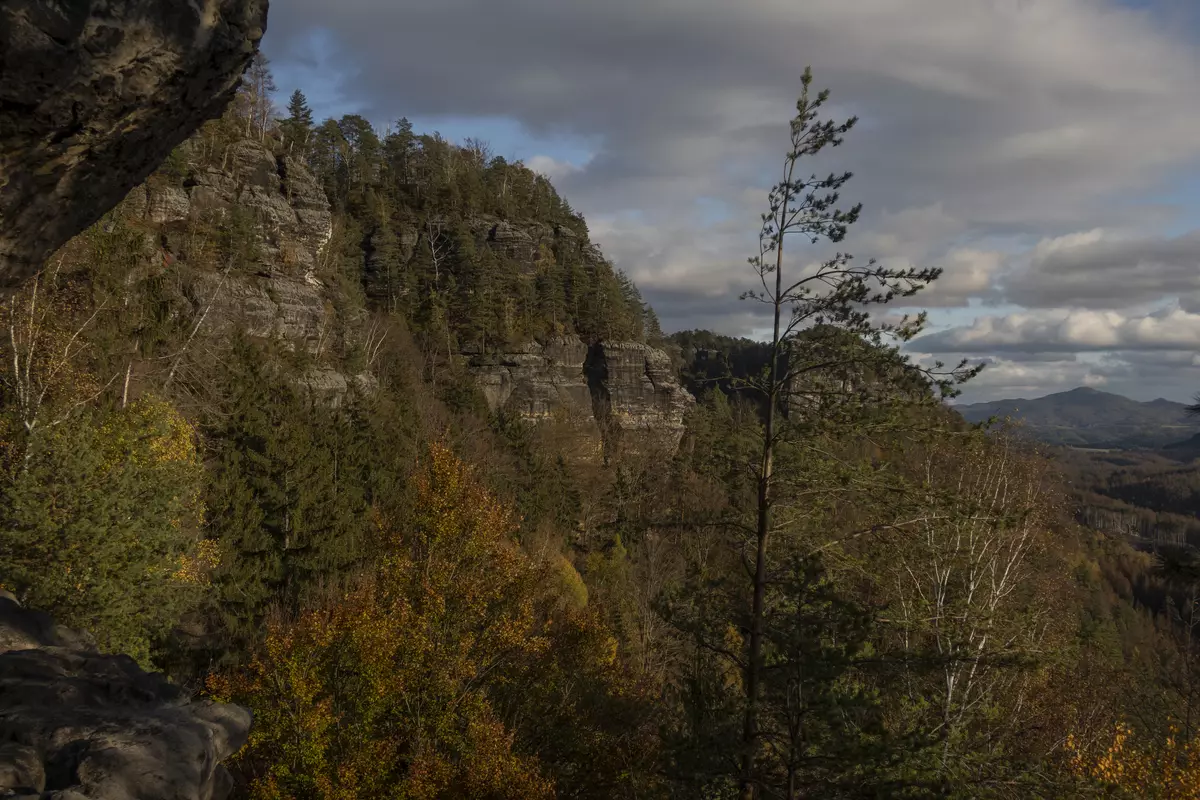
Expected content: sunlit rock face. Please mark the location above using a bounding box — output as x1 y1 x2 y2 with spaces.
468 337 694 463
585 340 694 452
0 0 269 288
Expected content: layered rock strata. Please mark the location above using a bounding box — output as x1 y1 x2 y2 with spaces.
119 138 339 352
467 337 694 461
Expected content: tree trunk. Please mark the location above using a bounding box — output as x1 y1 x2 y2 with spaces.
739 190 788 800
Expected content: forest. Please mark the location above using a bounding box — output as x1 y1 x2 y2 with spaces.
4 55 1200 799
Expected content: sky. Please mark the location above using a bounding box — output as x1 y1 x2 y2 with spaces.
262 0 1200 404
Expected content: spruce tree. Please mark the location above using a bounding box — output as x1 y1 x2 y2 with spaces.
365 220 409 315
0 397 210 665
280 89 314 154
205 343 370 644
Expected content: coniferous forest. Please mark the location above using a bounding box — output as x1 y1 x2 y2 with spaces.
5 55 1200 799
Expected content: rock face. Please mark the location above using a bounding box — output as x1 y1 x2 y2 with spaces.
0 0 269 289
0 593 250 799
176 140 332 274
120 138 339 351
129 138 334 277
587 341 695 448
470 336 594 422
468 337 694 461
114 136 371 402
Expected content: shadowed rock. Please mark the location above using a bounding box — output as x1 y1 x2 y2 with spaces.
0 0 269 288
0 595 250 799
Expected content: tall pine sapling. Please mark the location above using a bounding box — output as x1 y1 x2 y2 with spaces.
735 67 975 799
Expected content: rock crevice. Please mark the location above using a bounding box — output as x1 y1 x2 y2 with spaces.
469 337 694 461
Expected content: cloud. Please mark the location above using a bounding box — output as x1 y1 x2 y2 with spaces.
999 227 1200 309
910 351 1106 402
268 0 1200 224
914 306 1200 355
264 0 1200 399
525 155 583 183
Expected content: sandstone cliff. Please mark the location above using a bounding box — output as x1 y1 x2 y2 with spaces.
586 340 694 451
0 593 249 799
0 0 269 288
128 144 694 451
466 335 694 461
120 137 340 352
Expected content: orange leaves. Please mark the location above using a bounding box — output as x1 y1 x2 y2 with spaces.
1067 720 1200 799
215 442 556 799
211 440 662 797
455 714 555 798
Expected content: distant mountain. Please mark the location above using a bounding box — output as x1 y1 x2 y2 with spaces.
955 387 1200 449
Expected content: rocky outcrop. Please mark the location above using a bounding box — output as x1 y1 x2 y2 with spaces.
0 0 269 288
118 138 339 351
129 138 333 277
0 593 249 799
466 337 604 460
191 269 329 346
587 341 694 450
468 337 694 461
469 337 594 422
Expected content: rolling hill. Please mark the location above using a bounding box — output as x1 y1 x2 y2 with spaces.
954 387 1200 449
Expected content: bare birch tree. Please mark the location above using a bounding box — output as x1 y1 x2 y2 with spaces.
883 430 1061 773
0 270 115 471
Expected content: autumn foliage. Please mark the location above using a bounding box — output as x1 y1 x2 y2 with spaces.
0 391 212 662
210 442 658 799
1066 721 1200 799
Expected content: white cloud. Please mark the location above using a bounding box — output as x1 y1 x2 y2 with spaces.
999 227 1200 309
266 0 1200 400
526 154 583 183
917 306 1200 353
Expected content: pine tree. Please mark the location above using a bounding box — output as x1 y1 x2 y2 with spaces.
535 248 568 337
644 304 664 343
280 89 314 155
658 69 978 800
308 119 351 209
337 114 382 193
665 549 907 798
383 117 417 193
205 344 370 642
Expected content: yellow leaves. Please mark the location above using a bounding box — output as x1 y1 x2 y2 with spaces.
456 713 555 799
171 538 221 585
215 442 558 799
1067 720 1200 799
99 394 200 469
553 555 589 611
